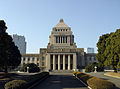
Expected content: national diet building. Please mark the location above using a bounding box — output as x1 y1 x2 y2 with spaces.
21 19 96 71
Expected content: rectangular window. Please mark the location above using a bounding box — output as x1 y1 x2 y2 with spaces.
66 36 67 43
37 58 39 61
56 36 58 43
42 57 44 60
28 57 30 61
23 57 25 61
61 36 62 43
32 57 34 61
42 62 44 66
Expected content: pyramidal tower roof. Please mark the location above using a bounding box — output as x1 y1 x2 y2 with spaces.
55 18 69 28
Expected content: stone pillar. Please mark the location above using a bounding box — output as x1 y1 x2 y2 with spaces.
68 55 70 70
61 36 63 43
73 53 77 69
46 54 50 70
25 57 28 64
63 55 65 70
58 55 60 70
21 57 23 66
53 55 56 70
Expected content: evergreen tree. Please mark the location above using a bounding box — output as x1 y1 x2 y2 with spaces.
0 20 21 73
96 34 110 71
97 29 120 72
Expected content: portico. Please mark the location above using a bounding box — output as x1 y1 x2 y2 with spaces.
46 53 77 70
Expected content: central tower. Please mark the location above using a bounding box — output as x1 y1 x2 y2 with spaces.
47 19 77 49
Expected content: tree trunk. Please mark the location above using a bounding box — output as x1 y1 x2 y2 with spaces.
113 67 117 73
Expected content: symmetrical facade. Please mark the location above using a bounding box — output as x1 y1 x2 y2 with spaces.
12 34 26 54
21 19 96 71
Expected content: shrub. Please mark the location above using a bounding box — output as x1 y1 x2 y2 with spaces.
4 72 49 89
5 80 27 89
87 77 116 89
85 62 97 72
76 72 93 84
20 63 40 73
72 71 79 76
73 72 116 89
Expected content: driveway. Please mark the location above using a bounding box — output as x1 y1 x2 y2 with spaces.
31 72 88 89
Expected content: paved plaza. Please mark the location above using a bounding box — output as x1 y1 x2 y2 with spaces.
87 72 120 89
32 73 88 89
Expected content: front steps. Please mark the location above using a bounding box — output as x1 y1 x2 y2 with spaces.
51 70 74 73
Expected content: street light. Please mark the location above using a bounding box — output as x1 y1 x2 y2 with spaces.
94 66 97 73
27 67 29 73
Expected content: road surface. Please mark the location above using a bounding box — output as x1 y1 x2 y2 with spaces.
32 73 88 89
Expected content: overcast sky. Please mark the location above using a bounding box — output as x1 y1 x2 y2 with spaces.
0 0 120 53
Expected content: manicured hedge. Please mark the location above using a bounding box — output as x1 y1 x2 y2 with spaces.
4 72 49 89
87 77 115 89
73 71 116 89
4 80 27 89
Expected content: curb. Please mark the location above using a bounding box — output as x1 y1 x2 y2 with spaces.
73 75 92 89
27 75 49 89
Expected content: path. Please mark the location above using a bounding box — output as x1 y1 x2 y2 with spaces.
31 73 88 89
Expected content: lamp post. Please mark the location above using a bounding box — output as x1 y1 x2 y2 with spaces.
27 67 29 73
94 66 97 73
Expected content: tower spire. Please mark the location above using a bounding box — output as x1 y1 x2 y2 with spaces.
60 18 64 23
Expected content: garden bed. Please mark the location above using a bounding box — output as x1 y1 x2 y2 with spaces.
73 71 116 89
104 72 120 78
4 72 49 89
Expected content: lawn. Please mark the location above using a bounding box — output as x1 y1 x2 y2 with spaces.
104 72 120 78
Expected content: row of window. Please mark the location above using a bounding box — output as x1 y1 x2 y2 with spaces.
23 57 39 61
56 36 68 43
55 29 68 32
89 57 96 61
23 63 39 66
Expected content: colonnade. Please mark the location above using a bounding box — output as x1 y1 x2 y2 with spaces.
56 36 68 43
47 53 77 70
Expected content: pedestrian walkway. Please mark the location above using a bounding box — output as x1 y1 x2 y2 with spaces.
87 72 120 89
32 73 88 89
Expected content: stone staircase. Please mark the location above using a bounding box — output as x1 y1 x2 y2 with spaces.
51 70 74 73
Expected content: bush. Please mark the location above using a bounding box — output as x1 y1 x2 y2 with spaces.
87 77 116 89
73 72 116 89
5 80 27 89
76 72 93 84
85 62 97 72
4 72 49 89
20 63 40 73
72 71 79 76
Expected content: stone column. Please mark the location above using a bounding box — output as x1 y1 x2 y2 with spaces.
68 55 70 70
61 36 63 43
63 55 65 70
25 57 28 64
53 55 56 70
73 53 77 69
46 54 50 70
58 55 60 70
21 57 23 66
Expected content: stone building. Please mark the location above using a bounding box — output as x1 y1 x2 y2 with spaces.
21 19 96 71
